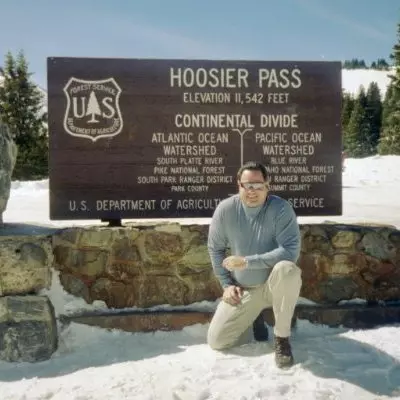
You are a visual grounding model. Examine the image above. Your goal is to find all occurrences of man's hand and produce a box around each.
[222,255,247,271]
[222,285,243,305]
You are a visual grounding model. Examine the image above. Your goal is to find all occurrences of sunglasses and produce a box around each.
[239,182,267,190]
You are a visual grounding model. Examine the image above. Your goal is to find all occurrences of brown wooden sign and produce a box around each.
[47,57,342,220]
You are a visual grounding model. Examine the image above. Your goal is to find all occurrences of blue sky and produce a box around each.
[0,0,398,89]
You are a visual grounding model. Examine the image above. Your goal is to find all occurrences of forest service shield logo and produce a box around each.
[63,77,123,142]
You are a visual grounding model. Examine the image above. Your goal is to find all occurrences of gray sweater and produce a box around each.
[207,194,301,288]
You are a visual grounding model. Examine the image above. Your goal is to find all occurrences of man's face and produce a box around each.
[238,169,268,207]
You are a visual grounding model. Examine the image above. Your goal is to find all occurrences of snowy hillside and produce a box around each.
[342,68,393,97]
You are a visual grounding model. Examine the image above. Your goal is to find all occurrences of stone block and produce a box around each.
[0,295,58,362]
[0,236,53,295]
[0,122,17,224]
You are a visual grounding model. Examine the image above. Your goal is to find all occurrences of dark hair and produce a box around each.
[237,161,268,181]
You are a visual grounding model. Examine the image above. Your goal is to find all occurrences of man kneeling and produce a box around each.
[207,161,302,368]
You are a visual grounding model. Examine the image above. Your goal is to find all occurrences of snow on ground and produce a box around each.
[1,156,400,399]
[299,155,400,229]
[0,321,400,399]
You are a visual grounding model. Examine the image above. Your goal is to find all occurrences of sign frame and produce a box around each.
[47,57,343,220]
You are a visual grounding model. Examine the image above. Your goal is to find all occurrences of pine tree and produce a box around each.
[378,21,400,155]
[0,50,48,179]
[343,59,368,69]
[345,87,373,157]
[365,82,382,153]
[381,84,395,129]
[341,91,355,142]
[371,59,390,70]
[377,58,390,70]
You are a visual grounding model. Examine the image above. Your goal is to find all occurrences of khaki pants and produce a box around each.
[207,260,302,350]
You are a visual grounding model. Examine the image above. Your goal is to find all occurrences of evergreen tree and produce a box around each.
[365,82,382,153]
[378,21,400,155]
[381,84,395,129]
[341,91,355,136]
[371,59,390,70]
[345,87,373,157]
[0,50,48,179]
[343,59,367,69]
[376,58,390,70]
[358,59,367,69]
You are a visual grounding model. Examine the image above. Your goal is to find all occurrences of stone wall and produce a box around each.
[52,222,400,308]
[300,223,400,303]
[52,223,222,308]
[1,221,399,362]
